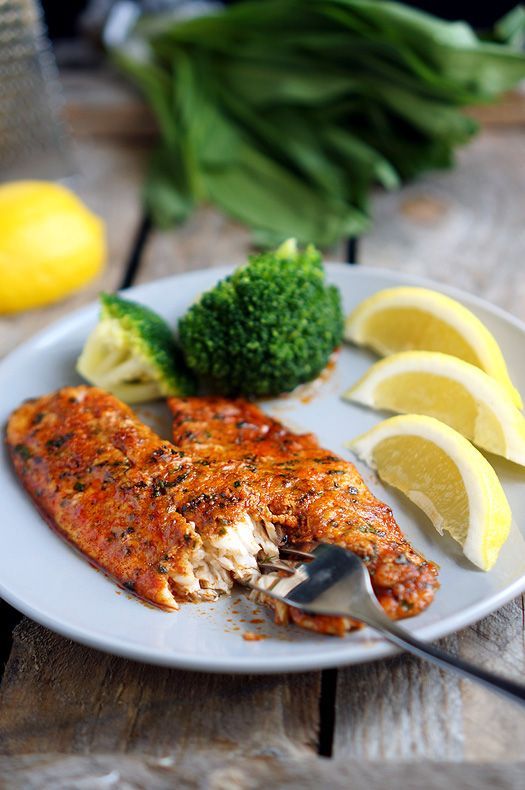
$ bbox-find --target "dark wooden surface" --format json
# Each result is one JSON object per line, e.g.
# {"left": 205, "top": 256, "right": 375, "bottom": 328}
{"left": 1, "top": 70, "right": 524, "bottom": 785}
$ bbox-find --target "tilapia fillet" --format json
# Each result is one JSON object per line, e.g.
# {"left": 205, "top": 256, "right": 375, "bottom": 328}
{"left": 6, "top": 387, "right": 280, "bottom": 610}
{"left": 7, "top": 386, "right": 438, "bottom": 632}
{"left": 168, "top": 397, "right": 439, "bottom": 630}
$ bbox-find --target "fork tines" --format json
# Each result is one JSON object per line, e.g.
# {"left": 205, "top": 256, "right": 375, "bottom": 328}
{"left": 257, "top": 544, "right": 316, "bottom": 575}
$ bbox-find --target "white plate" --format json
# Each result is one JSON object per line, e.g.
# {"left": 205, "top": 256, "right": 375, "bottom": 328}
{"left": 1, "top": 264, "right": 525, "bottom": 674}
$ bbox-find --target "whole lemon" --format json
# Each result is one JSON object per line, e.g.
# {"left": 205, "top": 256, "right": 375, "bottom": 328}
{"left": 0, "top": 181, "right": 106, "bottom": 313}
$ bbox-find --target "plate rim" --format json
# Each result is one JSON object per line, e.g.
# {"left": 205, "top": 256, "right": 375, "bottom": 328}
{"left": 1, "top": 263, "right": 525, "bottom": 674}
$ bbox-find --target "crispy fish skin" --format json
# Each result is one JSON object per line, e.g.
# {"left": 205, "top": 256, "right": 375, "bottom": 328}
{"left": 169, "top": 396, "right": 439, "bottom": 628}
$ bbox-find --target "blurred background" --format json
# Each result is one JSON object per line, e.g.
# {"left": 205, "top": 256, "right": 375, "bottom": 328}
{"left": 0, "top": 0, "right": 524, "bottom": 331}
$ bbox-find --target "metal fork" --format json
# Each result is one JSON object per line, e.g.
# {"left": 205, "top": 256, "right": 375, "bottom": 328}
{"left": 249, "top": 543, "right": 525, "bottom": 706}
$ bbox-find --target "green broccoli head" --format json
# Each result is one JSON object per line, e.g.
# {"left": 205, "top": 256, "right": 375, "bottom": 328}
{"left": 77, "top": 292, "right": 195, "bottom": 403}
{"left": 178, "top": 239, "right": 343, "bottom": 396}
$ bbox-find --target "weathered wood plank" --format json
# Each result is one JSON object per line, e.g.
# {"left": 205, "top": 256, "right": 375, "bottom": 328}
{"left": 335, "top": 601, "right": 524, "bottom": 762}
{"left": 459, "top": 596, "right": 525, "bottom": 762}
{"left": 61, "top": 70, "right": 156, "bottom": 139}
{"left": 0, "top": 620, "right": 320, "bottom": 757}
{"left": 467, "top": 86, "right": 525, "bottom": 127}
{"left": 0, "top": 137, "right": 147, "bottom": 359}
{"left": 135, "top": 206, "right": 252, "bottom": 284}
{"left": 334, "top": 635, "right": 463, "bottom": 760}
{"left": 2, "top": 754, "right": 525, "bottom": 790}
{"left": 331, "top": 128, "right": 525, "bottom": 763}
{"left": 360, "top": 129, "right": 525, "bottom": 321}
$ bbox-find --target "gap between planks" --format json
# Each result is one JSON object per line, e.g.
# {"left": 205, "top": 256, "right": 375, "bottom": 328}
{"left": 316, "top": 234, "right": 359, "bottom": 755}
{"left": 119, "top": 216, "right": 153, "bottom": 291}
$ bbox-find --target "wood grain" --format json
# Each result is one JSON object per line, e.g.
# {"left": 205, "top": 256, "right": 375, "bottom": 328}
{"left": 335, "top": 604, "right": 524, "bottom": 761}
{"left": 334, "top": 635, "right": 463, "bottom": 760}
{"left": 1, "top": 754, "right": 525, "bottom": 790}
{"left": 135, "top": 206, "right": 252, "bottom": 284}
{"left": 360, "top": 129, "right": 525, "bottom": 321}
{"left": 0, "top": 620, "right": 320, "bottom": 757}
{"left": 459, "top": 596, "right": 525, "bottom": 761}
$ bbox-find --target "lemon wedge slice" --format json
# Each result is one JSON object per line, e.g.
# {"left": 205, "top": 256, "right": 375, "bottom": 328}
{"left": 344, "top": 351, "right": 525, "bottom": 466}
{"left": 345, "top": 287, "right": 522, "bottom": 409}
{"left": 348, "top": 415, "right": 511, "bottom": 571}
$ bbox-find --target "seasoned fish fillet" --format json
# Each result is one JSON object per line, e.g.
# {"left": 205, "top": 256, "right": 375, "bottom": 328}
{"left": 7, "top": 386, "right": 438, "bottom": 634}
{"left": 169, "top": 397, "right": 439, "bottom": 631}
{"left": 6, "top": 387, "right": 280, "bottom": 609}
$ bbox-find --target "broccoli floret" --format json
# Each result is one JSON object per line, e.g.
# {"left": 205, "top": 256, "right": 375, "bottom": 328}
{"left": 178, "top": 239, "right": 343, "bottom": 396}
{"left": 77, "top": 293, "right": 195, "bottom": 403}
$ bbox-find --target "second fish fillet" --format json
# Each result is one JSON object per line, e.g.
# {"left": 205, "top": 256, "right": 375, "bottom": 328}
{"left": 169, "top": 396, "right": 439, "bottom": 632}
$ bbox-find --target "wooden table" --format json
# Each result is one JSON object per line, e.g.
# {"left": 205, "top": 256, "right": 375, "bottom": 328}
{"left": 0, "top": 71, "right": 524, "bottom": 788}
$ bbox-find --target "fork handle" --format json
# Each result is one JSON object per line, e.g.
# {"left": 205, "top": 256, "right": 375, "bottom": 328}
{"left": 364, "top": 613, "right": 525, "bottom": 706}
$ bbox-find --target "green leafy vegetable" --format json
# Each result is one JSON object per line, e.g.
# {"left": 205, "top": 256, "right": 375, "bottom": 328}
{"left": 77, "top": 293, "right": 196, "bottom": 403}
{"left": 178, "top": 238, "right": 344, "bottom": 396}
{"left": 113, "top": 1, "right": 525, "bottom": 245}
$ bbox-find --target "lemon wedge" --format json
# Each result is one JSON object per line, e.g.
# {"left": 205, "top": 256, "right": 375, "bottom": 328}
{"left": 345, "top": 287, "right": 522, "bottom": 408}
{"left": 348, "top": 415, "right": 512, "bottom": 571}
{"left": 0, "top": 181, "right": 106, "bottom": 314}
{"left": 344, "top": 351, "right": 525, "bottom": 466}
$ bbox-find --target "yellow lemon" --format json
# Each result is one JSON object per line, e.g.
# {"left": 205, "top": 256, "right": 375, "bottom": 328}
{"left": 0, "top": 181, "right": 106, "bottom": 313}
{"left": 345, "top": 287, "right": 522, "bottom": 408}
{"left": 348, "top": 414, "right": 512, "bottom": 571}
{"left": 344, "top": 351, "right": 525, "bottom": 466}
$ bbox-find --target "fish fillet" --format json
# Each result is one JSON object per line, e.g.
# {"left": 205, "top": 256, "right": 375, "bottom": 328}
{"left": 169, "top": 396, "right": 439, "bottom": 632}
{"left": 6, "top": 387, "right": 279, "bottom": 609}
{"left": 7, "top": 386, "right": 439, "bottom": 633}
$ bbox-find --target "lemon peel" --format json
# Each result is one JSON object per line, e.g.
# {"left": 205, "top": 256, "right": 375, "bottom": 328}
{"left": 348, "top": 414, "right": 512, "bottom": 571}
{"left": 0, "top": 181, "right": 106, "bottom": 313}
{"left": 344, "top": 351, "right": 525, "bottom": 466}
{"left": 345, "top": 287, "right": 521, "bottom": 408}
